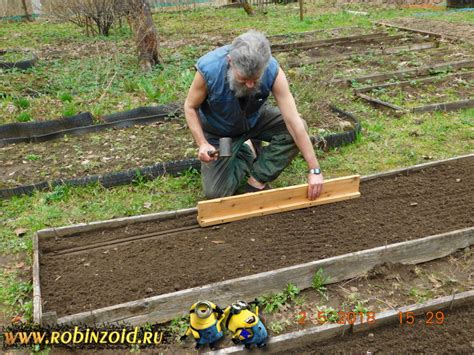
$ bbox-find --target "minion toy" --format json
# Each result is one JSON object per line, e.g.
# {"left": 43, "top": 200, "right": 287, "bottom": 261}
{"left": 180, "top": 301, "right": 225, "bottom": 350}
{"left": 224, "top": 301, "right": 268, "bottom": 349}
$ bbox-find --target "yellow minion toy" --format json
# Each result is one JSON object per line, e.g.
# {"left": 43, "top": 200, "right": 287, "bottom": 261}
{"left": 180, "top": 301, "right": 225, "bottom": 350}
{"left": 224, "top": 301, "right": 268, "bottom": 349}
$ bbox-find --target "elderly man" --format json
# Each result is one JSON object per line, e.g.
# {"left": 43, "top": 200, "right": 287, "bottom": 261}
{"left": 184, "top": 30, "right": 323, "bottom": 199}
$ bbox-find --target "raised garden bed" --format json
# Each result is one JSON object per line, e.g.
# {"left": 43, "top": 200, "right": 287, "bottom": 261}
{"left": 33, "top": 155, "right": 473, "bottom": 326}
{"left": 335, "top": 59, "right": 474, "bottom": 87}
{"left": 378, "top": 18, "right": 474, "bottom": 44}
{"left": 0, "top": 104, "right": 182, "bottom": 146}
{"left": 356, "top": 70, "right": 474, "bottom": 113}
{"left": 0, "top": 106, "right": 360, "bottom": 197}
{"left": 182, "top": 252, "right": 474, "bottom": 352}
{"left": 272, "top": 32, "right": 404, "bottom": 53}
{"left": 257, "top": 292, "right": 474, "bottom": 355}
{"left": 284, "top": 31, "right": 440, "bottom": 67}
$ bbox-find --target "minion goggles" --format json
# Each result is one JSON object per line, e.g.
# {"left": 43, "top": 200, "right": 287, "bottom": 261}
{"left": 190, "top": 301, "right": 223, "bottom": 319}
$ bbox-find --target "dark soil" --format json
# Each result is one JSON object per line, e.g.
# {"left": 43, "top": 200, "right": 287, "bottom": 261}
{"left": 0, "top": 120, "right": 195, "bottom": 189}
{"left": 39, "top": 157, "right": 474, "bottom": 317}
{"left": 272, "top": 304, "right": 474, "bottom": 354}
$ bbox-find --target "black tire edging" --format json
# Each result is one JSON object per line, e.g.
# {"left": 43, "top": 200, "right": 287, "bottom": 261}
{"left": 0, "top": 159, "right": 201, "bottom": 199}
{"left": 0, "top": 105, "right": 182, "bottom": 147}
{"left": 102, "top": 103, "right": 182, "bottom": 123}
{"left": 0, "top": 53, "right": 38, "bottom": 70}
{"left": 0, "top": 112, "right": 94, "bottom": 141}
{"left": 0, "top": 107, "right": 361, "bottom": 199}
{"left": 321, "top": 105, "right": 362, "bottom": 149}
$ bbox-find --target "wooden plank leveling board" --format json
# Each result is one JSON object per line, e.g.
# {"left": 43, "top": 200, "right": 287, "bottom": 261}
{"left": 197, "top": 175, "right": 360, "bottom": 227}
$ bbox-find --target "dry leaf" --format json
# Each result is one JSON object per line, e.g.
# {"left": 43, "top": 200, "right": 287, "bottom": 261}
{"left": 14, "top": 228, "right": 27, "bottom": 237}
{"left": 427, "top": 275, "right": 442, "bottom": 288}
{"left": 11, "top": 315, "right": 22, "bottom": 324}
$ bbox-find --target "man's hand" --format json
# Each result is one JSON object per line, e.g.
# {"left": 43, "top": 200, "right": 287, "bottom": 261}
{"left": 307, "top": 173, "right": 324, "bottom": 200}
{"left": 198, "top": 143, "right": 218, "bottom": 162}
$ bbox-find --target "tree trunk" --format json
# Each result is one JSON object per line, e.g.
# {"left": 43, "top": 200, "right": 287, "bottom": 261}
{"left": 127, "top": 0, "right": 161, "bottom": 72}
{"left": 21, "top": 0, "right": 32, "bottom": 21}
{"left": 240, "top": 0, "right": 255, "bottom": 16}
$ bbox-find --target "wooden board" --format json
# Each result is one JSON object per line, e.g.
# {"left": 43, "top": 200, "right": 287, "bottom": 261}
{"left": 411, "top": 98, "right": 474, "bottom": 113}
{"left": 36, "top": 207, "right": 196, "bottom": 239}
{"left": 358, "top": 94, "right": 474, "bottom": 114}
{"left": 54, "top": 227, "right": 474, "bottom": 326}
{"left": 210, "top": 290, "right": 474, "bottom": 354}
{"left": 271, "top": 32, "right": 396, "bottom": 52}
{"left": 356, "top": 92, "right": 406, "bottom": 112}
{"left": 332, "top": 59, "right": 474, "bottom": 87}
{"left": 197, "top": 175, "right": 361, "bottom": 227}
{"left": 377, "top": 22, "right": 462, "bottom": 43}
{"left": 32, "top": 233, "right": 42, "bottom": 324}
{"left": 356, "top": 71, "right": 474, "bottom": 93}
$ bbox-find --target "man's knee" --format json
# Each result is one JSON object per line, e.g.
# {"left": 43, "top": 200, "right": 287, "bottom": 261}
{"left": 203, "top": 185, "right": 235, "bottom": 199}
{"left": 202, "top": 172, "right": 238, "bottom": 199}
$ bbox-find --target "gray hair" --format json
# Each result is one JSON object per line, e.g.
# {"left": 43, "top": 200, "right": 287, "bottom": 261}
{"left": 229, "top": 30, "right": 271, "bottom": 79}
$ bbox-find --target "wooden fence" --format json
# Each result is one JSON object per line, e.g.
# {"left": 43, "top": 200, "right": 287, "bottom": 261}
{"left": 0, "top": 0, "right": 32, "bottom": 19}
{"left": 1, "top": 0, "right": 451, "bottom": 20}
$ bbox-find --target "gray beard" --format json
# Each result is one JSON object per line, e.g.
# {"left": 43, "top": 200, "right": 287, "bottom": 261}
{"left": 227, "top": 69, "right": 262, "bottom": 98}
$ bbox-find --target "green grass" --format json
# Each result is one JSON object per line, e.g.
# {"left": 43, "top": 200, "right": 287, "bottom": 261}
{"left": 0, "top": 4, "right": 430, "bottom": 125}
{"left": 0, "top": 4, "right": 473, "bottom": 322}
{"left": 422, "top": 10, "right": 474, "bottom": 24}
{"left": 0, "top": 269, "right": 33, "bottom": 322}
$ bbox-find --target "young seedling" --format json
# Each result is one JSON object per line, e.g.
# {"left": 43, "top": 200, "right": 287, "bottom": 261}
{"left": 167, "top": 316, "right": 190, "bottom": 342}
{"left": 258, "top": 283, "right": 301, "bottom": 314}
{"left": 408, "top": 287, "right": 432, "bottom": 303}
{"left": 352, "top": 301, "right": 369, "bottom": 315}
{"left": 316, "top": 306, "right": 339, "bottom": 324}
{"left": 25, "top": 154, "right": 41, "bottom": 161}
{"left": 13, "top": 97, "right": 30, "bottom": 110}
{"left": 17, "top": 112, "right": 32, "bottom": 122}
{"left": 268, "top": 320, "right": 289, "bottom": 335}
{"left": 312, "top": 268, "right": 329, "bottom": 300}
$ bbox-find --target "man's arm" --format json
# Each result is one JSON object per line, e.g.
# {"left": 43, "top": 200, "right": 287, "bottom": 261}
{"left": 272, "top": 68, "right": 323, "bottom": 200}
{"left": 184, "top": 71, "right": 217, "bottom": 162}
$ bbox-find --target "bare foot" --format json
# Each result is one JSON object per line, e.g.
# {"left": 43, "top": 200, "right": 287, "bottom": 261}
{"left": 247, "top": 176, "right": 265, "bottom": 189}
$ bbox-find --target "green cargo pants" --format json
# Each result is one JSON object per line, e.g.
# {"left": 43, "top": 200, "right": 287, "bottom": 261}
{"left": 201, "top": 106, "right": 308, "bottom": 199}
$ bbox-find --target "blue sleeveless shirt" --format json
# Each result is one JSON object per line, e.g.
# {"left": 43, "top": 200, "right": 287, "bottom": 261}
{"left": 196, "top": 45, "right": 279, "bottom": 137}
